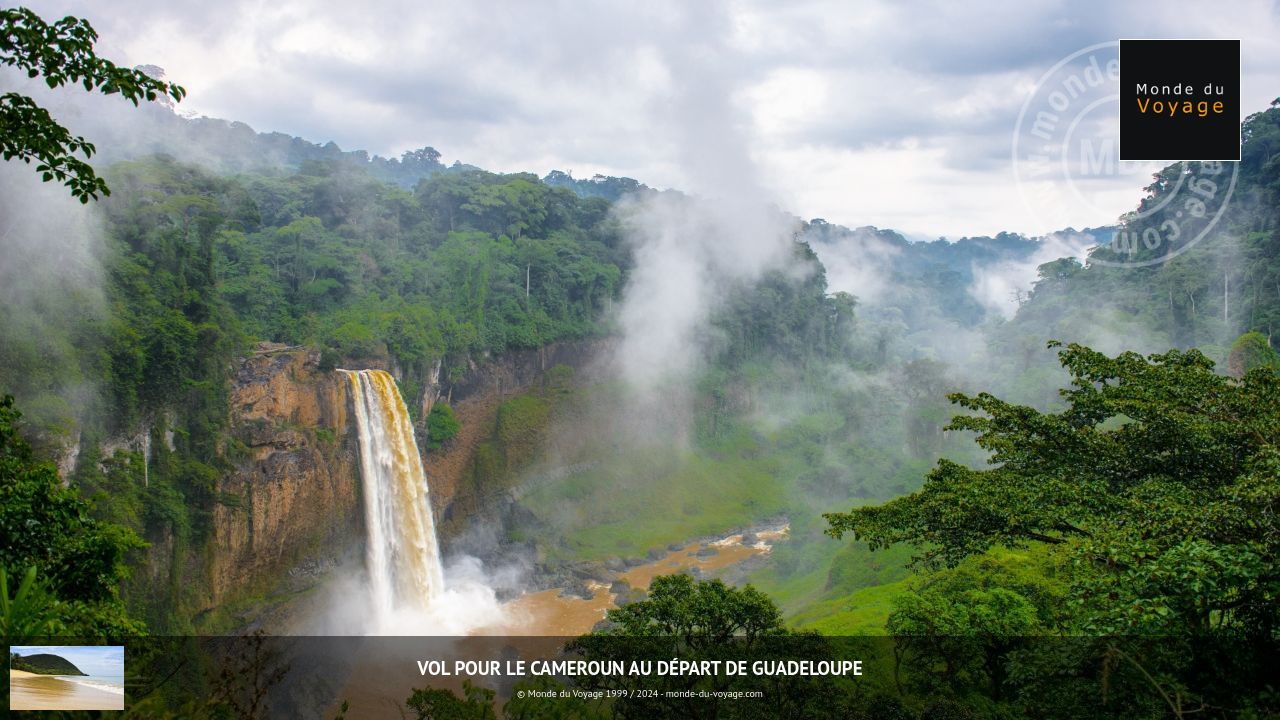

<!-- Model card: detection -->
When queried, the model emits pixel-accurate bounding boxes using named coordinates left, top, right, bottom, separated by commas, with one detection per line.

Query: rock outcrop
left=207, top=343, right=361, bottom=611
left=421, top=340, right=606, bottom=537
left=160, top=339, right=604, bottom=628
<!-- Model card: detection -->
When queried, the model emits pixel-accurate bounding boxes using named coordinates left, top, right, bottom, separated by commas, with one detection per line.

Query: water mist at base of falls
left=339, top=369, right=512, bottom=635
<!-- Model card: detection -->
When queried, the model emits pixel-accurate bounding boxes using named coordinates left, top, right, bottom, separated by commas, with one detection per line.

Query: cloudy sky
left=14, top=646, right=124, bottom=676
left=20, top=0, right=1280, bottom=238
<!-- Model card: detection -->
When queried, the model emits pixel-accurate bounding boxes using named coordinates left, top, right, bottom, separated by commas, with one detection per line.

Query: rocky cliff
left=421, top=340, right=606, bottom=539
left=206, top=343, right=362, bottom=620
left=153, top=339, right=604, bottom=629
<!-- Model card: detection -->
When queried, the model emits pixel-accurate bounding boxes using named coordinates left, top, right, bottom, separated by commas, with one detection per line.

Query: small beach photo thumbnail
left=10, top=645, right=125, bottom=711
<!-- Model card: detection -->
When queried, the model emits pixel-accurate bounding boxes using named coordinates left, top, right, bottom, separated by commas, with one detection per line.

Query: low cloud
left=968, top=232, right=1095, bottom=319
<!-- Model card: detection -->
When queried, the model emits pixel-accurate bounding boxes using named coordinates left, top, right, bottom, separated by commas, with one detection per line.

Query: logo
left=1120, top=39, right=1240, bottom=161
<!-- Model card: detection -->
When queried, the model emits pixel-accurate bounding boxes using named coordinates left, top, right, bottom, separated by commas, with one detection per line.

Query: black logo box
left=1119, top=39, right=1240, bottom=161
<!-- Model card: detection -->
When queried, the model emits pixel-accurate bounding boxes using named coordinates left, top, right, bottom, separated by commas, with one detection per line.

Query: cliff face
left=207, top=344, right=362, bottom=611
left=422, top=340, right=605, bottom=530
left=176, top=339, right=602, bottom=627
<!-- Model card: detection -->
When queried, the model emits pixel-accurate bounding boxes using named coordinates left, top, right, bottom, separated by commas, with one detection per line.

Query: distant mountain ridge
left=11, top=653, right=87, bottom=676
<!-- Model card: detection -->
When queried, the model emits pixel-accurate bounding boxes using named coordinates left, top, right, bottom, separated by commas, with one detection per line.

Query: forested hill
left=0, top=156, right=630, bottom=445
left=10, top=653, right=87, bottom=676
left=4, top=93, right=1279, bottom=455
left=0, top=88, right=1029, bottom=451
left=5, top=71, right=660, bottom=199
left=3, top=72, right=1276, bottom=442
left=1, top=71, right=464, bottom=187
left=996, top=98, right=1280, bottom=364
left=803, top=222, right=1115, bottom=329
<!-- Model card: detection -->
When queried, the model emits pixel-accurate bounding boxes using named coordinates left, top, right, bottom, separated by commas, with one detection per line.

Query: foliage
left=1227, top=330, right=1280, bottom=376
left=884, top=550, right=1067, bottom=702
left=0, top=565, right=64, bottom=640
left=600, top=573, right=785, bottom=640
left=0, top=7, right=185, bottom=200
left=406, top=679, right=497, bottom=720
left=828, top=342, right=1280, bottom=635
left=712, top=243, right=850, bottom=368
left=825, top=343, right=1280, bottom=716
left=427, top=402, right=461, bottom=450
left=542, top=170, right=650, bottom=202
left=0, top=395, right=145, bottom=636
left=570, top=574, right=844, bottom=720
left=216, top=163, right=625, bottom=371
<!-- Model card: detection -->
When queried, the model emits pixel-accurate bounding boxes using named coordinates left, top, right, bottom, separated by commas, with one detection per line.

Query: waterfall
left=341, top=369, right=445, bottom=620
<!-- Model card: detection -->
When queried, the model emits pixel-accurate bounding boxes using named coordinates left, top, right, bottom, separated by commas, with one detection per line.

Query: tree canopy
left=826, top=341, right=1280, bottom=636
left=0, top=395, right=144, bottom=638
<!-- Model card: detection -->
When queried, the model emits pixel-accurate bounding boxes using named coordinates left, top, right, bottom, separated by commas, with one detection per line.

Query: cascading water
left=341, top=369, right=445, bottom=623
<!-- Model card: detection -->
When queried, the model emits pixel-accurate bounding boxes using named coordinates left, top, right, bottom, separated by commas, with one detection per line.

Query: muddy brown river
left=330, top=524, right=789, bottom=718
left=487, top=524, right=789, bottom=636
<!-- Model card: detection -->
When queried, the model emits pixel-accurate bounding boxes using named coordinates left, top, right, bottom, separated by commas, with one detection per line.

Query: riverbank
left=325, top=521, right=789, bottom=718
left=497, top=521, right=791, bottom=635
left=9, top=669, right=124, bottom=711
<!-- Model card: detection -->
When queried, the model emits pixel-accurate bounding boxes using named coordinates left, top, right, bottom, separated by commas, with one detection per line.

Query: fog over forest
left=2, top=4, right=1279, bottom=719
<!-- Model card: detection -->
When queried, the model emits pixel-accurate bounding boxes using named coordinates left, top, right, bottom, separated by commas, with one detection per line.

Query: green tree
left=826, top=342, right=1280, bottom=716
left=596, top=574, right=785, bottom=641
left=570, top=574, right=843, bottom=720
left=884, top=551, right=1067, bottom=703
left=427, top=402, right=461, bottom=450
left=406, top=679, right=496, bottom=720
left=827, top=342, right=1280, bottom=636
left=0, top=395, right=145, bottom=636
left=1, top=7, right=185, bottom=201
left=1227, top=330, right=1280, bottom=377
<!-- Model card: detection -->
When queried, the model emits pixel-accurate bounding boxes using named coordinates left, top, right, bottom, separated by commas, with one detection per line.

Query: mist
left=0, top=161, right=107, bottom=448
left=305, top=543, right=524, bottom=636
left=968, top=231, right=1095, bottom=318
left=606, top=5, right=797, bottom=441
left=807, top=225, right=903, bottom=305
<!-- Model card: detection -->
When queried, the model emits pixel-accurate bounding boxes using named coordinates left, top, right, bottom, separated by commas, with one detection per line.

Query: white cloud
left=968, top=232, right=1095, bottom=318
left=18, top=0, right=1280, bottom=237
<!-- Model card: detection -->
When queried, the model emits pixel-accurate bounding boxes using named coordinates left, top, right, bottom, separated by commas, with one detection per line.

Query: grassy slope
left=522, top=447, right=788, bottom=563
left=750, top=529, right=915, bottom=634
left=484, top=371, right=923, bottom=632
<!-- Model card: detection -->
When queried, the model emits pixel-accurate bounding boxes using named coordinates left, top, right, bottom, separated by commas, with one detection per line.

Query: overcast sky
left=14, top=646, right=124, bottom=676
left=21, top=0, right=1280, bottom=238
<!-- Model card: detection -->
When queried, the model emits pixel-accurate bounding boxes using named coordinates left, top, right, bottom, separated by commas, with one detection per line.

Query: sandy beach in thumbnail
left=9, top=669, right=124, bottom=711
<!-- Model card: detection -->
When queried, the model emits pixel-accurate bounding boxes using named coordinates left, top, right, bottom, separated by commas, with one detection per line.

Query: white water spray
left=342, top=369, right=445, bottom=622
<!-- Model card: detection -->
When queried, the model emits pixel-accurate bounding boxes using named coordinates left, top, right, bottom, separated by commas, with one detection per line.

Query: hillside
left=11, top=653, right=87, bottom=676
left=4, top=98, right=1280, bottom=635
left=1, top=28, right=1279, bottom=712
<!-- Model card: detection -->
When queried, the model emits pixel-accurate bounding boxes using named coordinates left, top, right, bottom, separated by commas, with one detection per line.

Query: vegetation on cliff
left=2, top=8, right=1280, bottom=717
left=10, top=651, right=87, bottom=676
left=0, top=395, right=144, bottom=638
